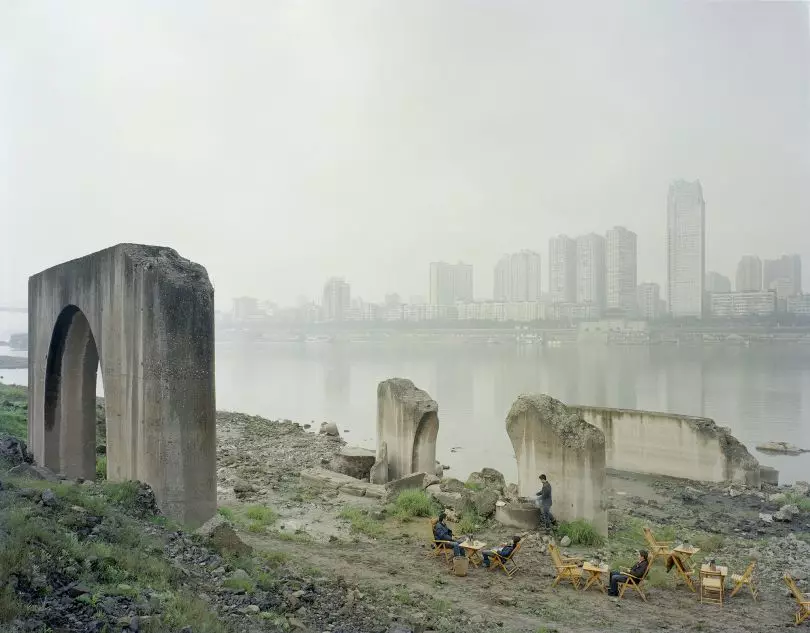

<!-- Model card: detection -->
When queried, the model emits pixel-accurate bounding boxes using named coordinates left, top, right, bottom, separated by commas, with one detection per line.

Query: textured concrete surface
left=571, top=405, right=761, bottom=487
left=494, top=502, right=542, bottom=530
left=506, top=394, right=607, bottom=536
left=329, top=446, right=376, bottom=480
left=375, top=378, right=439, bottom=482
left=28, top=244, right=216, bottom=526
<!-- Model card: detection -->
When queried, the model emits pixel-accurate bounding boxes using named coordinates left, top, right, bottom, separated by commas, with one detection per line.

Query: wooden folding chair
left=548, top=543, right=583, bottom=589
left=617, top=563, right=650, bottom=602
left=784, top=574, right=810, bottom=626
left=489, top=541, right=522, bottom=578
left=672, top=555, right=696, bottom=592
left=643, top=527, right=673, bottom=566
left=426, top=519, right=455, bottom=566
left=700, top=569, right=724, bottom=606
left=729, top=561, right=757, bottom=601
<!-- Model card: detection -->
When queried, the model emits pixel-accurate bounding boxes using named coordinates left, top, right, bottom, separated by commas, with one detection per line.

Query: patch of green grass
left=391, top=489, right=439, bottom=519
left=464, top=482, right=483, bottom=491
left=247, top=521, right=266, bottom=533
left=217, top=507, right=236, bottom=520
left=95, top=455, right=107, bottom=481
left=101, top=481, right=143, bottom=513
left=694, top=533, right=725, bottom=553
left=0, top=383, right=28, bottom=441
left=222, top=576, right=255, bottom=593
left=555, top=519, right=605, bottom=546
left=455, top=514, right=484, bottom=534
left=245, top=504, right=278, bottom=526
left=338, top=507, right=385, bottom=538
left=259, top=550, right=289, bottom=568
left=785, top=493, right=810, bottom=512
left=149, top=593, right=226, bottom=633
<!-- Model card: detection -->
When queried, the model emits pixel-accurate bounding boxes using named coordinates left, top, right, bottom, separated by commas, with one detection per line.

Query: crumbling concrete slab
left=28, top=244, right=216, bottom=526
left=369, top=441, right=388, bottom=485
left=376, top=378, right=439, bottom=482
left=300, top=468, right=384, bottom=498
left=506, top=394, right=607, bottom=536
left=495, top=502, right=542, bottom=530
left=384, top=472, right=430, bottom=496
left=330, top=446, right=376, bottom=480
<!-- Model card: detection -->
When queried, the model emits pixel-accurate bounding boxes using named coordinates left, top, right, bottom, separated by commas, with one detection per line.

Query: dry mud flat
left=215, top=412, right=810, bottom=633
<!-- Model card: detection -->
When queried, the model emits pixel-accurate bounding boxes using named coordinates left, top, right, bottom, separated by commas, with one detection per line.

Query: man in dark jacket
left=432, top=512, right=464, bottom=557
left=481, top=535, right=521, bottom=568
left=535, top=474, right=555, bottom=528
left=607, top=550, right=649, bottom=596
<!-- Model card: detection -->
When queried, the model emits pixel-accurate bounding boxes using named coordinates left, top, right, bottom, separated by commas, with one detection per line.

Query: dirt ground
left=216, top=412, right=810, bottom=633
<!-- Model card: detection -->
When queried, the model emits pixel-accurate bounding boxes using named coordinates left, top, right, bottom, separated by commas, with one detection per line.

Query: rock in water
left=319, top=421, right=340, bottom=437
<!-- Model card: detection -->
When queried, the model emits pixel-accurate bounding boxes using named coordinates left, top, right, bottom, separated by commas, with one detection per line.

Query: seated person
left=607, top=549, right=649, bottom=597
left=482, top=535, right=521, bottom=567
left=432, top=512, right=464, bottom=557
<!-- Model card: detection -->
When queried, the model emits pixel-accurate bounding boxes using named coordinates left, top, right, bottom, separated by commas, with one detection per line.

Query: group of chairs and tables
left=428, top=521, right=522, bottom=577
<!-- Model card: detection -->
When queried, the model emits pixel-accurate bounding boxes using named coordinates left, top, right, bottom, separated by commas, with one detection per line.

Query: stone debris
left=329, top=445, right=376, bottom=480
left=755, top=441, right=809, bottom=455
left=319, top=421, right=340, bottom=437
left=0, top=435, right=33, bottom=466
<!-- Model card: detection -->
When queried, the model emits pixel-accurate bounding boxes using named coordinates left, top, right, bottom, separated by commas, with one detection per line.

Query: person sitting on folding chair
left=607, top=550, right=649, bottom=597
left=433, top=512, right=464, bottom=557
left=481, top=535, right=521, bottom=568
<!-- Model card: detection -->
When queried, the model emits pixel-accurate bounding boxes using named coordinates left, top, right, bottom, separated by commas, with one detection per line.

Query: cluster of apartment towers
left=429, top=180, right=803, bottom=320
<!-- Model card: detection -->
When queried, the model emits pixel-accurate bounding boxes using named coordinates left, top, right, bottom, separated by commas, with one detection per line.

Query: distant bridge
left=0, top=307, right=27, bottom=314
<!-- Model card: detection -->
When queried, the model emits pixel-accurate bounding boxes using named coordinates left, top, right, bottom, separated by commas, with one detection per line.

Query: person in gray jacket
left=535, top=474, right=555, bottom=528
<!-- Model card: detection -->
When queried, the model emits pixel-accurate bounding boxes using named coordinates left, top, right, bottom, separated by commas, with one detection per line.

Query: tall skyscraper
left=735, top=256, right=762, bottom=292
left=763, top=254, right=802, bottom=297
left=606, top=226, right=637, bottom=314
left=667, top=180, right=706, bottom=317
left=322, top=277, right=350, bottom=321
left=576, top=233, right=607, bottom=307
left=636, top=282, right=661, bottom=320
left=705, top=271, right=731, bottom=293
left=493, top=250, right=542, bottom=302
left=548, top=235, right=577, bottom=303
left=429, top=262, right=473, bottom=305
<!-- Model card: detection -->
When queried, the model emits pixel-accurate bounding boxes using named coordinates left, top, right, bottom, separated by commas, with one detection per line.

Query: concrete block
left=376, top=378, right=438, bottom=482
left=363, top=484, right=386, bottom=499
left=507, top=394, right=607, bottom=536
left=300, top=467, right=359, bottom=490
left=385, top=472, right=429, bottom=496
left=495, top=503, right=542, bottom=530
left=28, top=244, right=216, bottom=526
left=426, top=483, right=463, bottom=509
left=369, top=441, right=388, bottom=485
left=760, top=465, right=779, bottom=486
left=330, top=446, right=376, bottom=480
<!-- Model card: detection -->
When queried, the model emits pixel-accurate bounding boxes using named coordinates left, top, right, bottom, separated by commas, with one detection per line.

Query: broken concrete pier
left=374, top=378, right=439, bottom=482
left=506, top=394, right=607, bottom=536
left=28, top=244, right=216, bottom=526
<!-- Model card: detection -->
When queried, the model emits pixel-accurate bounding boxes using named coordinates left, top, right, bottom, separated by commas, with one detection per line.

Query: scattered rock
left=756, top=441, right=808, bottom=455
left=794, top=481, right=810, bottom=496
left=0, top=435, right=33, bottom=466
left=195, top=515, right=252, bottom=556
left=769, top=492, right=788, bottom=504
left=40, top=488, right=57, bottom=507
left=385, top=472, right=430, bottom=496
left=466, top=468, right=506, bottom=493
left=329, top=446, right=376, bottom=480
left=466, top=488, right=499, bottom=518
left=7, top=462, right=60, bottom=481
left=775, top=504, right=800, bottom=522
left=560, top=535, right=572, bottom=547
left=759, top=513, right=773, bottom=524
left=319, top=421, right=340, bottom=437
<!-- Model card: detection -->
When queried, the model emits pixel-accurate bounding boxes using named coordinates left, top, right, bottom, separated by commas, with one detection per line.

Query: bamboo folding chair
left=672, top=555, right=696, bottom=592
left=617, top=563, right=651, bottom=602
left=784, top=574, right=810, bottom=626
left=643, top=527, right=673, bottom=566
left=426, top=518, right=455, bottom=566
left=548, top=543, right=583, bottom=589
left=729, top=561, right=757, bottom=601
left=700, top=569, right=725, bottom=606
left=489, top=541, right=522, bottom=578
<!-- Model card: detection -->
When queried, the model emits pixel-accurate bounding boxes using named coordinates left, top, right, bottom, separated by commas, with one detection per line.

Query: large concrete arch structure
left=28, top=244, right=216, bottom=526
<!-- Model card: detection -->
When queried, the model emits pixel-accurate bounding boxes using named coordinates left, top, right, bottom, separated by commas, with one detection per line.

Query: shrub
left=556, top=519, right=605, bottom=546
left=222, top=577, right=255, bottom=593
left=259, top=550, right=289, bottom=568
left=455, top=514, right=483, bottom=535
left=96, top=456, right=107, bottom=481
left=217, top=507, right=236, bottom=520
left=338, top=507, right=385, bottom=538
left=245, top=504, right=278, bottom=526
left=392, top=490, right=439, bottom=519
left=785, top=493, right=810, bottom=512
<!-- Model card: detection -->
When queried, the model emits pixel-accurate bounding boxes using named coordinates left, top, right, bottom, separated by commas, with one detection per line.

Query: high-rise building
left=322, top=277, right=350, bottom=321
left=493, top=251, right=542, bottom=302
left=548, top=235, right=577, bottom=303
left=636, top=282, right=661, bottom=320
left=429, top=262, right=473, bottom=305
left=763, top=254, right=802, bottom=297
left=705, top=271, right=731, bottom=293
left=232, top=296, right=259, bottom=321
left=606, top=226, right=637, bottom=314
left=709, top=291, right=777, bottom=318
left=735, top=256, right=762, bottom=292
left=576, top=233, right=606, bottom=307
left=667, top=180, right=706, bottom=317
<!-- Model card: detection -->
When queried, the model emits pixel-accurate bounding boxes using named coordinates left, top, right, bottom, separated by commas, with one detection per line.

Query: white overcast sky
left=1, top=0, right=809, bottom=307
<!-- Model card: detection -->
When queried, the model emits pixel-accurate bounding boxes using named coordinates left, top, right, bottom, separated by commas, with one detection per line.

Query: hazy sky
left=1, top=1, right=809, bottom=307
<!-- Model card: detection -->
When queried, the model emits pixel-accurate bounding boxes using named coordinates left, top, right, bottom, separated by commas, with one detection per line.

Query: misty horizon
left=2, top=1, right=809, bottom=307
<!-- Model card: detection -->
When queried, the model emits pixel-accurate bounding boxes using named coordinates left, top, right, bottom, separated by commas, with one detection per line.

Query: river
left=2, top=334, right=809, bottom=485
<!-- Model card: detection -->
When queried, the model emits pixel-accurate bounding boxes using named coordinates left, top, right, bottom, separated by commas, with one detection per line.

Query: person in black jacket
left=432, top=512, right=464, bottom=557
left=481, top=535, right=521, bottom=568
left=607, top=550, right=649, bottom=597
left=535, top=474, right=555, bottom=528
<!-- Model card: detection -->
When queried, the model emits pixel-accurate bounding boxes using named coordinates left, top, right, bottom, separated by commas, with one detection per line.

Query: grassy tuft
left=96, top=455, right=107, bottom=480
left=0, top=383, right=28, bottom=441
left=391, top=489, right=439, bottom=519
left=259, top=550, right=289, bottom=568
left=338, top=507, right=385, bottom=538
left=245, top=504, right=278, bottom=526
left=785, top=493, right=810, bottom=512
left=556, top=519, right=605, bottom=546
left=222, top=577, right=255, bottom=593
left=217, top=507, right=236, bottom=520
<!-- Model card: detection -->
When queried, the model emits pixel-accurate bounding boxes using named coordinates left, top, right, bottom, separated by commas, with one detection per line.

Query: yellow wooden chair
left=643, top=526, right=673, bottom=566
left=672, top=555, right=696, bottom=592
left=427, top=518, right=455, bottom=566
left=618, top=561, right=651, bottom=601
left=699, top=569, right=724, bottom=606
left=784, top=574, right=810, bottom=625
left=548, top=543, right=583, bottom=589
left=489, top=540, right=522, bottom=578
left=729, top=561, right=757, bottom=601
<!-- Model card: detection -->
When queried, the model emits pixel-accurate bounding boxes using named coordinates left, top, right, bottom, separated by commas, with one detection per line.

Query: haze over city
left=2, top=1, right=809, bottom=308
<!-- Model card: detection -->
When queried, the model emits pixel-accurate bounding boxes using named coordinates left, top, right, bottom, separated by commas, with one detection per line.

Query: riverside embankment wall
left=570, top=406, right=760, bottom=486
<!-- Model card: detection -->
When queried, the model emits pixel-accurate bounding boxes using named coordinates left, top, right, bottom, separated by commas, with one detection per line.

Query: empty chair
left=784, top=573, right=810, bottom=625
left=548, top=542, right=583, bottom=589
left=643, top=526, right=673, bottom=566
left=729, top=561, right=757, bottom=601
left=700, top=569, right=724, bottom=606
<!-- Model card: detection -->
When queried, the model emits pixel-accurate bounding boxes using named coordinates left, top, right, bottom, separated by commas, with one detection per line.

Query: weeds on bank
left=338, top=507, right=385, bottom=538
left=785, top=493, right=810, bottom=512
left=389, top=489, right=439, bottom=520
left=555, top=519, right=605, bottom=546
left=245, top=504, right=279, bottom=532
left=0, top=384, right=28, bottom=441
left=96, top=456, right=107, bottom=480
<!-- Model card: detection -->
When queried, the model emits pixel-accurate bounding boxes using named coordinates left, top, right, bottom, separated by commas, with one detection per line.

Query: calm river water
left=3, top=338, right=809, bottom=485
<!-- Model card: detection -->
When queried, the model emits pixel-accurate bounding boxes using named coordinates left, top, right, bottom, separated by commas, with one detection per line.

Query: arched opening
left=43, top=305, right=104, bottom=480
left=412, top=411, right=439, bottom=474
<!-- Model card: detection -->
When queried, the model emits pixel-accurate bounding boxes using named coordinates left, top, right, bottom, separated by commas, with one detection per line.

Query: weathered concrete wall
left=506, top=394, right=607, bottom=535
left=570, top=405, right=760, bottom=487
left=376, top=378, right=439, bottom=482
left=28, top=244, right=216, bottom=526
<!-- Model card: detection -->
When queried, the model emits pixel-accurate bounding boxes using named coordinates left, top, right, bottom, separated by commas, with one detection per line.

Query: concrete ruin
left=28, top=244, right=216, bottom=526
left=374, top=378, right=439, bottom=482
left=506, top=394, right=607, bottom=536
left=570, top=406, right=761, bottom=487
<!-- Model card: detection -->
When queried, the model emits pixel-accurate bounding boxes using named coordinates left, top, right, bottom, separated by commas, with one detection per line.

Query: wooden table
left=460, top=540, right=486, bottom=567
left=672, top=545, right=701, bottom=592
left=582, top=562, right=609, bottom=593
left=700, top=564, right=728, bottom=584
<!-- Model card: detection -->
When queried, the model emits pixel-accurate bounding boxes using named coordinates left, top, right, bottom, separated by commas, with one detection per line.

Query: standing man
left=535, top=473, right=555, bottom=528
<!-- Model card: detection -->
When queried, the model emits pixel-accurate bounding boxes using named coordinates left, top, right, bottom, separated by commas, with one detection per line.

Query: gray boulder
left=319, top=421, right=340, bottom=437
left=330, top=446, right=376, bottom=480
left=426, top=484, right=463, bottom=509
left=195, top=515, right=252, bottom=556
left=7, top=462, right=60, bottom=482
left=467, top=488, right=499, bottom=517
left=0, top=436, right=33, bottom=466
left=439, top=478, right=466, bottom=494
left=775, top=504, right=800, bottom=522
left=466, top=468, right=506, bottom=493
left=385, top=472, right=429, bottom=496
